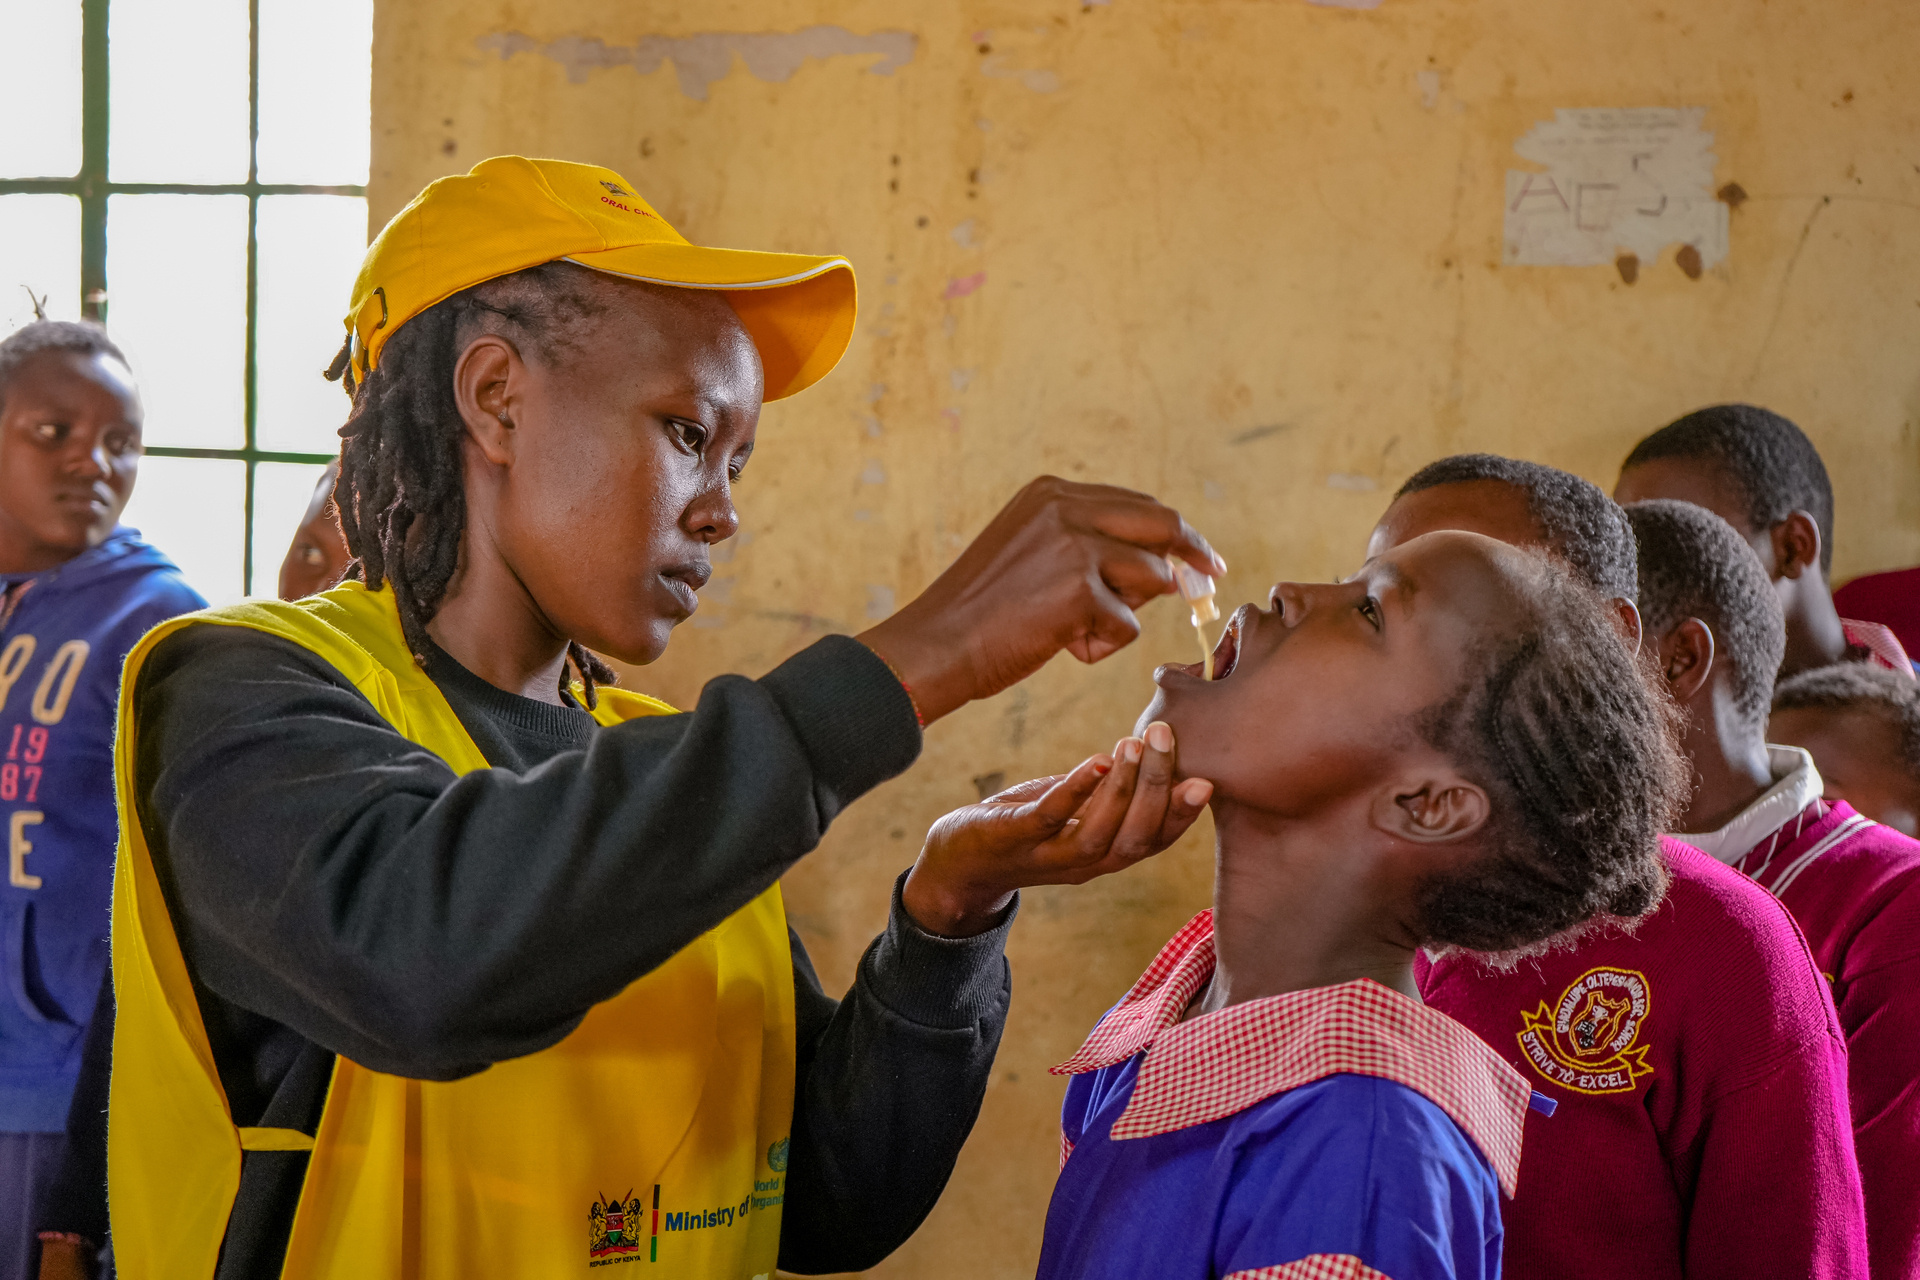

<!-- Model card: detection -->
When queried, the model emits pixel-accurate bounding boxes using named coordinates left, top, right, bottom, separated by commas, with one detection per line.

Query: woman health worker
left=106, top=157, right=1223, bottom=1279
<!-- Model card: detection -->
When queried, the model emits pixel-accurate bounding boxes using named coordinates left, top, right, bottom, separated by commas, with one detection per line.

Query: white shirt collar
left=1676, top=745, right=1824, bottom=863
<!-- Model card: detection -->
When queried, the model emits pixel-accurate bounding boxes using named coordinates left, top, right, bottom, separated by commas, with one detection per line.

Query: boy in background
left=1040, top=531, right=1682, bottom=1280
left=1369, top=454, right=1866, bottom=1280
left=276, top=460, right=348, bottom=601
left=1772, top=663, right=1920, bottom=837
left=1628, top=497, right=1920, bottom=1278
left=0, top=320, right=204, bottom=1280
left=1615, top=403, right=1913, bottom=679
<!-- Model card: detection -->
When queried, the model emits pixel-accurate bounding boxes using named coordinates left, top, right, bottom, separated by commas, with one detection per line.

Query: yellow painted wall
left=371, top=2, right=1920, bottom=1274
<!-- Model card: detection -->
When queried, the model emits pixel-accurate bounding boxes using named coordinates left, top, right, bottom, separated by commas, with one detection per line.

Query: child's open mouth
left=1208, top=610, right=1243, bottom=680
left=1155, top=606, right=1250, bottom=687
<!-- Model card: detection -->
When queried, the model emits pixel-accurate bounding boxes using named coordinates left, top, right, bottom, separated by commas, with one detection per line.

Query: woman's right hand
left=856, top=476, right=1223, bottom=724
left=900, top=719, right=1212, bottom=938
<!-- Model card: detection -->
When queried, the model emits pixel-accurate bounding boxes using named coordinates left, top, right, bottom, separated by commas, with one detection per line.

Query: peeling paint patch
left=1416, top=69, right=1442, bottom=110
left=945, top=271, right=987, bottom=300
left=476, top=25, right=916, bottom=101
left=1231, top=423, right=1294, bottom=445
left=865, top=584, right=896, bottom=620
left=981, top=56, right=1061, bottom=93
left=950, top=368, right=974, bottom=392
left=1503, top=108, right=1728, bottom=271
left=859, top=460, right=888, bottom=485
left=950, top=219, right=979, bottom=249
left=1326, top=473, right=1379, bottom=492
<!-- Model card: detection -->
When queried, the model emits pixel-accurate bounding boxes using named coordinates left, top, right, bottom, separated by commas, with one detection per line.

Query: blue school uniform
left=0, top=528, right=203, bottom=1131
left=1038, top=913, right=1531, bottom=1280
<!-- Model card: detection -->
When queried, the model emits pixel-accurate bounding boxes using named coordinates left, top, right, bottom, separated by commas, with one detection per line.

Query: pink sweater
left=1416, top=838, right=1867, bottom=1280
left=1725, top=800, right=1920, bottom=1280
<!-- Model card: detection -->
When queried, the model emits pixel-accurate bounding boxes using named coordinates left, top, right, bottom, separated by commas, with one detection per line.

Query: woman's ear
left=1656, top=617, right=1715, bottom=703
left=1370, top=772, right=1491, bottom=845
left=452, top=334, right=524, bottom=466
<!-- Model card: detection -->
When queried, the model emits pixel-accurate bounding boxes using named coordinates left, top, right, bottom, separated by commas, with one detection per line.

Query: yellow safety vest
left=108, top=582, right=796, bottom=1279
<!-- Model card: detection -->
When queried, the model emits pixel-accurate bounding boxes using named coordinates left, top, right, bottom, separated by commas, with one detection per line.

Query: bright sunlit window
left=0, top=0, right=373, bottom=604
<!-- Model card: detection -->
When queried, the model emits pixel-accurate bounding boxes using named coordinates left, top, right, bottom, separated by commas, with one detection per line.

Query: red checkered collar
left=1053, top=911, right=1531, bottom=1197
left=1843, top=618, right=1916, bottom=678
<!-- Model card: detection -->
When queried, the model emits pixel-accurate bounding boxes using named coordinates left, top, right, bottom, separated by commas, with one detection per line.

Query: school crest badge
left=1516, top=966, right=1654, bottom=1095
left=589, top=1191, right=646, bottom=1260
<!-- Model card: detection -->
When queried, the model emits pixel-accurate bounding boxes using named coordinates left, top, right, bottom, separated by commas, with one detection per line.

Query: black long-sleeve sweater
left=120, top=625, right=1012, bottom=1277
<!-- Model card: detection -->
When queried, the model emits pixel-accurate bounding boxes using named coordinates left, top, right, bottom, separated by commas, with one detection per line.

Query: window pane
left=109, top=0, right=250, bottom=183
left=0, top=196, right=82, bottom=332
left=120, top=456, right=246, bottom=606
left=252, top=461, right=334, bottom=597
left=256, top=196, right=366, bottom=453
left=107, top=194, right=248, bottom=448
left=0, top=0, right=82, bottom=179
left=257, top=0, right=372, bottom=185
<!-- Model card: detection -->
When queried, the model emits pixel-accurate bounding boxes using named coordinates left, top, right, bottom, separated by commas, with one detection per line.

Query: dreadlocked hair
left=1413, top=551, right=1688, bottom=961
left=322, top=261, right=621, bottom=707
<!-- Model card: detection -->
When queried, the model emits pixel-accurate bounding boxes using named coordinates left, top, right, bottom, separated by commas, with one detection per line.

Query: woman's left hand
left=900, top=720, right=1212, bottom=937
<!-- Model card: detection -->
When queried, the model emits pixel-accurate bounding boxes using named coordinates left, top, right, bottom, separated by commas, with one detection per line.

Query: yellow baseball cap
left=345, top=155, right=855, bottom=401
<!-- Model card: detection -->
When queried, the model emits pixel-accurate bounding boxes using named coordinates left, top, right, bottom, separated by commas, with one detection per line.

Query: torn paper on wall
left=1502, top=108, right=1728, bottom=270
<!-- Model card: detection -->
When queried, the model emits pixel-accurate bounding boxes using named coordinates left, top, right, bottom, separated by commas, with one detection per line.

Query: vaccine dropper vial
left=1168, top=557, right=1221, bottom=679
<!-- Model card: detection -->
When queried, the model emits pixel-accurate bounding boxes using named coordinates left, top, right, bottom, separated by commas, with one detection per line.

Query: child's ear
left=1656, top=617, right=1715, bottom=703
left=1610, top=597, right=1645, bottom=654
left=1370, top=773, right=1490, bottom=845
left=1769, top=511, right=1823, bottom=583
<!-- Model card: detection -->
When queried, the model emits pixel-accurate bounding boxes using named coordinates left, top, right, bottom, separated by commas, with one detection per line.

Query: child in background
left=1773, top=663, right=1920, bottom=837
left=0, top=319, right=205, bottom=1280
left=1615, top=403, right=1914, bottom=680
left=1039, top=531, right=1682, bottom=1280
left=276, top=459, right=349, bottom=601
left=1370, top=454, right=1867, bottom=1280
left=1833, top=566, right=1920, bottom=667
left=1628, top=498, right=1920, bottom=1279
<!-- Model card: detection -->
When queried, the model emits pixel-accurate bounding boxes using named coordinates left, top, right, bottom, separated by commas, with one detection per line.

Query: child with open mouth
left=1037, top=530, right=1686, bottom=1280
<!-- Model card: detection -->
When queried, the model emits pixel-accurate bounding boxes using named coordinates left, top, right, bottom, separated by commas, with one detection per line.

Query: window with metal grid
left=1, top=0, right=372, bottom=601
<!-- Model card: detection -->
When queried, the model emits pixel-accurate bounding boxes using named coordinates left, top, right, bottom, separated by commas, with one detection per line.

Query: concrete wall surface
left=372, top=2, right=1920, bottom=1274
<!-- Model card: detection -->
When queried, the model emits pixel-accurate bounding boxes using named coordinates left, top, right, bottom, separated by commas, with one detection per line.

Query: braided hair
left=1413, top=551, right=1688, bottom=958
left=322, top=261, right=620, bottom=707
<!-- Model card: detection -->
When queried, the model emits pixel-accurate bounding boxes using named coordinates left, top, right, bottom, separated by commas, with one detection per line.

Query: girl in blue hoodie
left=0, top=319, right=204, bottom=1280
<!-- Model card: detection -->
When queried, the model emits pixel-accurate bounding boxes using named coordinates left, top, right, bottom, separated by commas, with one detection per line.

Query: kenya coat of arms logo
left=589, top=1191, right=647, bottom=1260
left=1516, top=966, right=1654, bottom=1095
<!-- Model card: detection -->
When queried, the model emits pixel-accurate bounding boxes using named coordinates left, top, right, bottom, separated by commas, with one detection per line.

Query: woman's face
left=489, top=280, right=763, bottom=665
